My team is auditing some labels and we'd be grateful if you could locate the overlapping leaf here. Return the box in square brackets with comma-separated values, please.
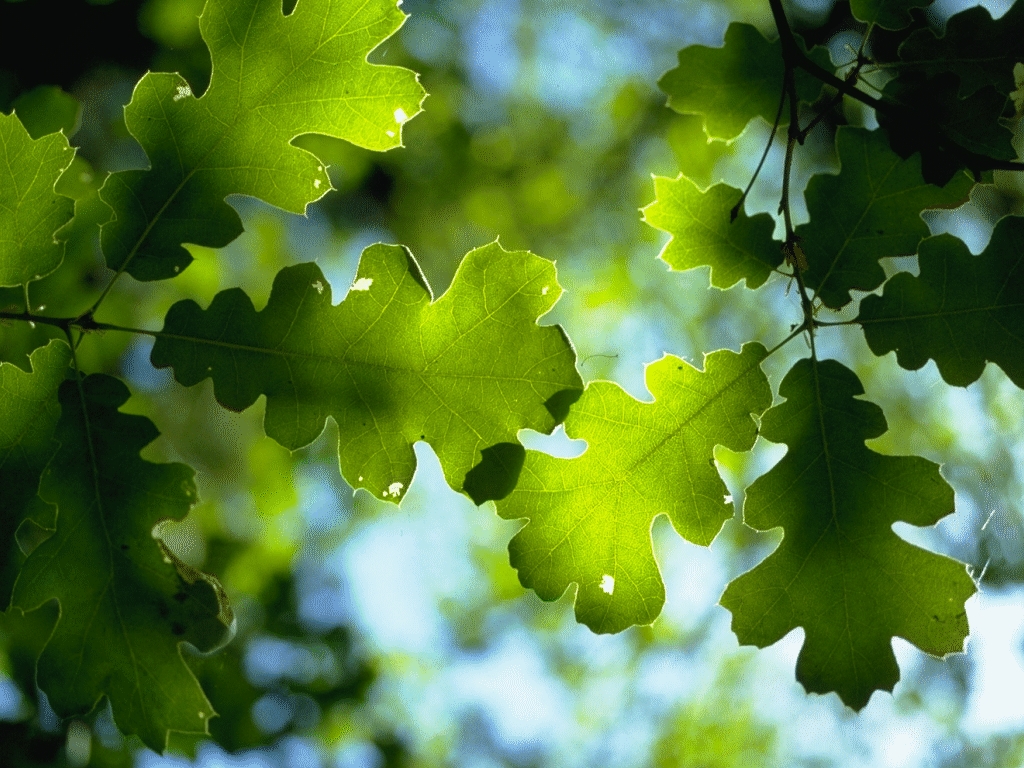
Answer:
[797, 127, 971, 309]
[100, 0, 425, 282]
[151, 242, 583, 501]
[495, 344, 771, 634]
[897, 3, 1024, 98]
[0, 340, 69, 603]
[659, 24, 827, 141]
[0, 111, 75, 287]
[12, 374, 233, 752]
[720, 358, 975, 710]
[850, 0, 933, 31]
[643, 175, 782, 289]
[858, 216, 1024, 388]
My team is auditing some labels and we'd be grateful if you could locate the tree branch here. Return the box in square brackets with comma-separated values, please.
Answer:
[766, 0, 1024, 173]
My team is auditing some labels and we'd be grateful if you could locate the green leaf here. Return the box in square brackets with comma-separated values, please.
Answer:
[659, 24, 782, 141]
[897, 3, 1024, 98]
[659, 24, 828, 141]
[880, 73, 1017, 184]
[858, 216, 1024, 388]
[495, 343, 771, 634]
[150, 242, 583, 501]
[0, 111, 76, 287]
[850, 0, 933, 31]
[0, 340, 69, 604]
[99, 0, 425, 282]
[720, 358, 975, 710]
[642, 175, 782, 289]
[11, 86, 81, 139]
[12, 374, 233, 752]
[797, 127, 971, 309]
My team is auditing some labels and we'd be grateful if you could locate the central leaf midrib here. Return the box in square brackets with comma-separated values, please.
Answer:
[810, 150, 901, 298]
[72, 374, 149, 727]
[159, 329, 572, 386]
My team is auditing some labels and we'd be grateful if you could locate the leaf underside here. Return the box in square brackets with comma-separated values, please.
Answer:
[151, 242, 583, 502]
[858, 216, 1024, 388]
[720, 358, 975, 710]
[496, 343, 771, 634]
[99, 0, 425, 281]
[12, 375, 233, 752]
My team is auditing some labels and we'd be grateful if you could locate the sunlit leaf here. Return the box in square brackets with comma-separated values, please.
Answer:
[151, 242, 582, 501]
[643, 174, 782, 289]
[496, 343, 771, 634]
[0, 112, 75, 287]
[99, 0, 425, 281]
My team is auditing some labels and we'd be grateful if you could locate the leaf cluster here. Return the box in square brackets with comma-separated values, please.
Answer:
[0, 0, 1021, 755]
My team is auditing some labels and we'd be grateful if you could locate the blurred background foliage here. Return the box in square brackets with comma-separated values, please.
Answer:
[1, 0, 1024, 765]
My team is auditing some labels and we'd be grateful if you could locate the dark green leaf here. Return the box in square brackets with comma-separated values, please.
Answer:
[721, 358, 975, 710]
[0, 112, 76, 287]
[643, 175, 782, 289]
[151, 243, 583, 502]
[12, 374, 233, 752]
[496, 343, 771, 634]
[99, 0, 425, 281]
[11, 86, 81, 139]
[859, 216, 1024, 388]
[850, 0, 933, 31]
[797, 127, 971, 309]
[0, 340, 69, 604]
[898, 3, 1024, 97]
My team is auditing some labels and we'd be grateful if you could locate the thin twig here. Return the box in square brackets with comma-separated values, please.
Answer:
[732, 87, 788, 221]
[765, 0, 1024, 173]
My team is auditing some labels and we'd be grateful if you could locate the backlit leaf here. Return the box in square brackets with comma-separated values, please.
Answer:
[496, 343, 771, 634]
[150, 242, 583, 502]
[12, 374, 233, 752]
[659, 24, 829, 141]
[0, 340, 69, 603]
[720, 358, 975, 710]
[99, 0, 425, 281]
[858, 216, 1024, 388]
[0, 111, 75, 287]
[797, 127, 971, 309]
[642, 174, 782, 289]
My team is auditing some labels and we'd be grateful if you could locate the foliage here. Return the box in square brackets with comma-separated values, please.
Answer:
[0, 0, 1023, 762]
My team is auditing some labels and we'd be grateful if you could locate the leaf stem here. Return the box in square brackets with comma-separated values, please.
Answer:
[732, 87, 787, 221]
[771, 0, 818, 356]
[0, 311, 158, 338]
[764, 319, 810, 358]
